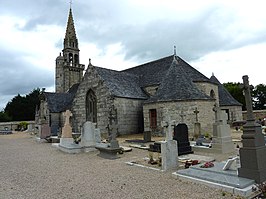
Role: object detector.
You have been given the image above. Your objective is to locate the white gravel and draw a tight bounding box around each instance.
[0,132,241,199]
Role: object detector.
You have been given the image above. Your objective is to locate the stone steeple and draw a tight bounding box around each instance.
[55,7,84,93]
[64,8,78,49]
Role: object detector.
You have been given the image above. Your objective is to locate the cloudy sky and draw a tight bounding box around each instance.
[0,0,266,109]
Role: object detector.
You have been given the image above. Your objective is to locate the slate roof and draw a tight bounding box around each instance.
[44,83,79,113]
[146,56,212,103]
[95,67,149,99]
[123,55,212,87]
[210,75,242,106]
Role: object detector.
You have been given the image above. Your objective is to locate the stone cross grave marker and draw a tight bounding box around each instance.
[161,119,175,141]
[238,75,266,183]
[194,108,199,122]
[108,105,119,148]
[61,110,73,138]
[211,106,234,154]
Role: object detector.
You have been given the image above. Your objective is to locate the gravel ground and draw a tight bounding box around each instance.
[0,132,243,199]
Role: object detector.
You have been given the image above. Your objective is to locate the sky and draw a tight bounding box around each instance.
[0,0,266,110]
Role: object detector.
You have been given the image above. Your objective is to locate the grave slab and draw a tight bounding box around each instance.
[173,162,255,197]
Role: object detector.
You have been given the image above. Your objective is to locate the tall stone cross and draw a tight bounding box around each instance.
[161,119,175,141]
[61,110,73,138]
[194,108,199,122]
[243,75,255,121]
[63,110,72,126]
[213,103,218,121]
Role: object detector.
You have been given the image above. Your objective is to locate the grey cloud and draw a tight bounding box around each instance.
[0,49,54,97]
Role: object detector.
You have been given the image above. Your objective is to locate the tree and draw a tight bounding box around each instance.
[0,111,12,122]
[253,84,266,110]
[4,88,41,121]
[223,82,246,110]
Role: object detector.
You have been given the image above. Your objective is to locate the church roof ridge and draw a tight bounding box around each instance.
[123,54,212,87]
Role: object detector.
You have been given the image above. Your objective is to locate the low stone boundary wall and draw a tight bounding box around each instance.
[0,121,35,131]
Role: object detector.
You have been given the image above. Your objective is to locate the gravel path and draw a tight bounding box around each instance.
[0,132,241,199]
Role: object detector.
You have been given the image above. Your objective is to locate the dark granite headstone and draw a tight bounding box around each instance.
[174,123,193,155]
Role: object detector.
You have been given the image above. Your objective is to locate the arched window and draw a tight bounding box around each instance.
[74,54,79,64]
[210,90,215,99]
[69,53,73,66]
[86,90,97,123]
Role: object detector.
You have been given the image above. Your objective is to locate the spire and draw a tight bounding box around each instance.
[65,8,77,40]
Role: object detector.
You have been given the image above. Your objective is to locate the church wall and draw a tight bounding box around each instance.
[71,66,113,135]
[114,98,145,135]
[143,99,216,137]
[194,82,219,105]
[221,105,243,123]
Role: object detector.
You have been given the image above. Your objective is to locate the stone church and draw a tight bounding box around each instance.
[36,8,242,138]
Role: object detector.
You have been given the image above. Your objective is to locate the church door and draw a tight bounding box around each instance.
[86,90,97,123]
[149,109,157,129]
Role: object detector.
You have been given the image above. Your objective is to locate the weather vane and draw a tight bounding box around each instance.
[174,45,176,56]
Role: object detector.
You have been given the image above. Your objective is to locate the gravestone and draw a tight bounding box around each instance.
[61,110,72,138]
[79,121,96,151]
[94,128,102,143]
[95,105,122,159]
[193,108,201,138]
[174,123,193,155]
[160,120,178,170]
[238,75,266,183]
[59,110,82,153]
[40,123,51,139]
[211,105,234,154]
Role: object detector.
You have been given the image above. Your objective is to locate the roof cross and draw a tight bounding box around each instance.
[69,0,73,8]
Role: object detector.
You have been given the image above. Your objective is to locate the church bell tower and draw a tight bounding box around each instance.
[55,7,85,93]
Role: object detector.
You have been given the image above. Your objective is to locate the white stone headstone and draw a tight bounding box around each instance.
[161,140,178,171]
[80,121,96,147]
[94,128,102,143]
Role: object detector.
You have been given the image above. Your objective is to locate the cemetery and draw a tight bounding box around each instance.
[1,5,266,199]
[1,75,265,198]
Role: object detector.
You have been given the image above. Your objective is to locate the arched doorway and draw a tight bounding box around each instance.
[86,90,97,123]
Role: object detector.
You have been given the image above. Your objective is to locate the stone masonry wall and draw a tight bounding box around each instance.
[242,109,266,121]
[114,98,145,135]
[143,99,216,137]
[194,82,219,105]
[71,66,113,134]
[221,105,243,123]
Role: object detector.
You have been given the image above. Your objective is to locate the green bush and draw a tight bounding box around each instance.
[19,121,29,131]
